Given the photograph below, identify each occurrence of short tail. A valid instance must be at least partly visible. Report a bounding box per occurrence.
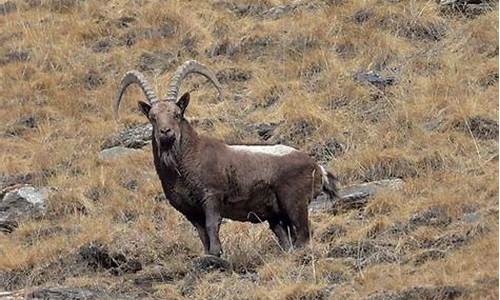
[319,166,339,199]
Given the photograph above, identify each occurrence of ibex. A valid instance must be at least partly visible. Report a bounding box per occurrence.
[114,60,338,256]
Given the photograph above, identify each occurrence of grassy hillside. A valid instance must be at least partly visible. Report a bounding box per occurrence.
[0,0,498,299]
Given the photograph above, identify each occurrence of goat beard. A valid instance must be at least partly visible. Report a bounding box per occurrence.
[160,150,178,170]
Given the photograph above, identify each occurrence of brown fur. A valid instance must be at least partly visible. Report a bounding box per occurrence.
[139,94,337,256]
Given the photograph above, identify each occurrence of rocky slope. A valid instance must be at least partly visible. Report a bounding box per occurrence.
[0,0,498,299]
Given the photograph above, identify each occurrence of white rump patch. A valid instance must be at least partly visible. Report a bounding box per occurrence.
[228,144,297,156]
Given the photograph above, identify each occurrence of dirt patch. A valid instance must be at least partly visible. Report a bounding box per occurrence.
[454,116,498,140]
[206,35,274,59]
[46,0,85,13]
[83,185,110,202]
[287,35,320,56]
[327,240,401,269]
[0,49,30,65]
[0,1,16,15]
[216,1,272,17]
[309,137,345,162]
[79,242,142,275]
[409,206,452,228]
[4,114,38,137]
[353,8,373,24]
[271,119,317,147]
[358,156,418,182]
[92,38,113,53]
[136,51,176,73]
[143,18,178,39]
[334,42,356,59]
[420,223,489,251]
[379,15,447,41]
[216,67,252,83]
[245,122,279,141]
[412,249,446,266]
[318,224,347,242]
[439,0,496,18]
[280,284,330,300]
[258,86,283,108]
[83,70,104,90]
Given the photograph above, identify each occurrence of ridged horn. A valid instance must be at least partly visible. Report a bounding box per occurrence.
[113,70,159,119]
[165,60,223,102]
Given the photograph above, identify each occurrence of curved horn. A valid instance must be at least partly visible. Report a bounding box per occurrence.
[113,70,159,119]
[165,60,223,102]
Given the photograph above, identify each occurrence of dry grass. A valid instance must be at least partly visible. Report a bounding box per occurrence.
[0,0,498,299]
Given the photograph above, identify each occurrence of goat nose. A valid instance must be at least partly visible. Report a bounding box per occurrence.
[160,128,172,135]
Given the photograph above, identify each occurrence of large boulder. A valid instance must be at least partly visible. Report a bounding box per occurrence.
[101,123,152,149]
[0,186,49,233]
[310,179,404,212]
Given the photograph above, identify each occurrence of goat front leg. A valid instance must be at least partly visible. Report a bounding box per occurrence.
[190,219,210,255]
[202,198,222,257]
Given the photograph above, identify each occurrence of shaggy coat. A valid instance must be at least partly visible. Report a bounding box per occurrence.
[114,60,338,256]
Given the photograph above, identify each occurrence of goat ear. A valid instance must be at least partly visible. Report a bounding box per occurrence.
[138,101,151,117]
[176,92,190,115]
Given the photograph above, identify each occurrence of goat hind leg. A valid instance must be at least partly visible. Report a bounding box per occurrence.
[269,219,293,251]
[276,188,310,249]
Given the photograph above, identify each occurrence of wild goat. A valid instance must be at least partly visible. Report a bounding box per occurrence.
[114,60,338,256]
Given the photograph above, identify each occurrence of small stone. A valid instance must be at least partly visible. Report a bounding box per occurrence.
[354,70,396,88]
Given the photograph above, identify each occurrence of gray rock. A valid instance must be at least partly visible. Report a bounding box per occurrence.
[99,146,142,160]
[27,287,100,300]
[354,70,396,88]
[0,186,49,233]
[310,179,404,212]
[0,1,16,16]
[101,123,152,149]
[462,211,481,223]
